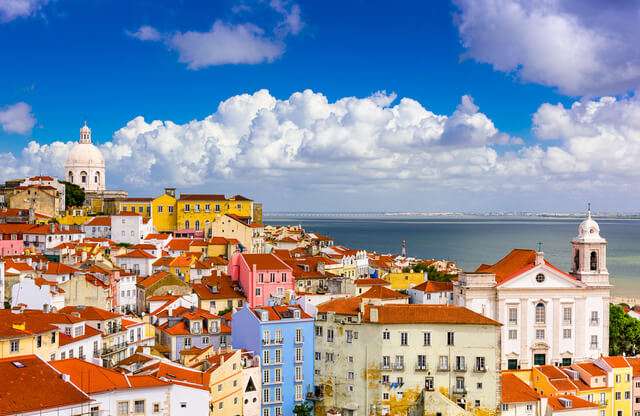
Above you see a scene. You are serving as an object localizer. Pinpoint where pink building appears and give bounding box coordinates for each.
[228,253,294,307]
[0,239,23,256]
[628,357,640,416]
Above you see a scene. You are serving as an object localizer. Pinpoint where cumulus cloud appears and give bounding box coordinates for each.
[453,0,640,96]
[6,90,640,209]
[128,2,303,68]
[0,102,36,134]
[0,0,48,23]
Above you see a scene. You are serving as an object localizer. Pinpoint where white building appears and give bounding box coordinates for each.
[82,216,111,238]
[407,281,454,305]
[51,359,210,416]
[11,277,65,311]
[111,212,154,245]
[22,224,84,253]
[115,249,155,277]
[241,351,262,416]
[454,211,611,370]
[117,272,139,313]
[64,123,106,192]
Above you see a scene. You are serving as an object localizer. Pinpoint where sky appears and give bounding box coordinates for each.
[1,0,640,212]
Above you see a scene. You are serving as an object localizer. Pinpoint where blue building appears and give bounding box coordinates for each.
[232,304,315,416]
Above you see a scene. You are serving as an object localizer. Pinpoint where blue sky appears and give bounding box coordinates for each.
[1,0,639,212]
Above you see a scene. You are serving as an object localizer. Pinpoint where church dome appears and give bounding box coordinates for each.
[63,122,106,192]
[575,209,605,243]
[66,142,105,167]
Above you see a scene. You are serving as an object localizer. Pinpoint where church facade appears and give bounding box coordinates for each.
[64,122,106,192]
[454,212,611,370]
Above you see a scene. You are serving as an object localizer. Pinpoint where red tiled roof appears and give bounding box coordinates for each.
[116,248,155,259]
[501,373,540,403]
[411,280,453,293]
[241,253,292,271]
[166,239,193,251]
[316,297,362,316]
[626,357,640,377]
[44,262,78,275]
[84,216,111,227]
[547,395,598,411]
[137,271,176,289]
[601,356,630,369]
[475,248,576,285]
[0,355,90,414]
[191,273,245,300]
[251,305,312,321]
[145,233,170,240]
[354,278,390,286]
[573,362,608,377]
[59,306,121,321]
[51,359,167,394]
[179,194,226,201]
[363,304,501,326]
[360,286,409,300]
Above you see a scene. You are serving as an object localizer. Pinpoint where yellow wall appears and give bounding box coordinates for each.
[0,329,59,361]
[612,367,633,416]
[152,193,177,232]
[176,198,254,231]
[531,368,560,397]
[385,272,425,290]
[207,351,243,416]
[577,388,612,416]
[117,200,152,217]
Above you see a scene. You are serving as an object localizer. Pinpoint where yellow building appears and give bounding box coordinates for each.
[205,349,243,416]
[117,197,153,217]
[0,311,59,361]
[58,207,92,225]
[385,271,426,290]
[176,194,254,232]
[152,189,178,232]
[597,357,633,416]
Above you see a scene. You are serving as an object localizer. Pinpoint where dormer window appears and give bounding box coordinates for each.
[293,309,301,319]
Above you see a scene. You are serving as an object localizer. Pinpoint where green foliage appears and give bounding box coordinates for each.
[62,181,85,208]
[609,304,640,356]
[293,402,313,416]
[403,263,454,282]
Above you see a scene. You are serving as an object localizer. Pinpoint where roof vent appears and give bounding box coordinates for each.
[11,361,25,368]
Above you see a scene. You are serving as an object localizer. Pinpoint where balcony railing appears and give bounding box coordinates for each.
[393,363,405,371]
[454,364,467,372]
[102,342,128,355]
[415,364,428,372]
[437,364,449,372]
[380,362,392,370]
[452,386,467,395]
[474,366,487,373]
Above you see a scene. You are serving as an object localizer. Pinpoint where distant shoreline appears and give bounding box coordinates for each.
[265,212,640,220]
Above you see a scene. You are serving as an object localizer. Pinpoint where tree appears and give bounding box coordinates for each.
[293,402,313,416]
[609,304,640,356]
[62,181,85,208]
[403,263,454,282]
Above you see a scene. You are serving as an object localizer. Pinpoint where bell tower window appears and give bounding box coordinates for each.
[590,251,598,271]
[80,171,87,183]
[574,250,580,271]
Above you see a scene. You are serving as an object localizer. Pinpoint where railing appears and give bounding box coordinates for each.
[415,364,428,372]
[454,364,467,372]
[393,363,405,371]
[437,364,449,372]
[294,336,304,344]
[102,342,128,355]
[380,362,392,370]
[474,366,487,373]
[452,386,467,395]
[590,319,600,326]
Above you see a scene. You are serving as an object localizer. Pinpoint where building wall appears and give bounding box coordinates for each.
[208,350,244,416]
[111,215,145,244]
[152,193,178,232]
[228,255,294,307]
[0,328,58,361]
[59,276,111,310]
[385,272,425,290]
[208,215,265,253]
[0,239,24,256]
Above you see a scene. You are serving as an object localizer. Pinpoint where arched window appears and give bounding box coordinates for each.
[574,250,580,271]
[535,302,546,324]
[184,220,190,230]
[590,251,598,271]
[95,171,101,184]
[80,171,87,183]
[68,171,74,183]
[195,220,200,231]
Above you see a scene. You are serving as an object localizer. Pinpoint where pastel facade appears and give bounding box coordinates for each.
[111,212,154,245]
[232,305,315,416]
[385,271,426,290]
[455,213,610,369]
[313,301,501,415]
[228,253,295,307]
[407,280,454,305]
[207,213,265,253]
[151,190,178,232]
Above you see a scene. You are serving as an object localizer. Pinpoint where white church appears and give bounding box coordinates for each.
[64,122,106,192]
[454,211,611,370]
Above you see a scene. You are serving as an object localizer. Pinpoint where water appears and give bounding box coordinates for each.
[265,215,640,296]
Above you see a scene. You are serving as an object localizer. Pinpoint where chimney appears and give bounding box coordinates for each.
[50,222,55,234]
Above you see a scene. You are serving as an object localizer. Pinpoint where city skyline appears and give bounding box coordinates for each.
[1,0,640,212]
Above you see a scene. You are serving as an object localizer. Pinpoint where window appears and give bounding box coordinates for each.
[275,349,282,363]
[117,401,129,416]
[447,331,454,345]
[455,356,466,371]
[590,251,598,270]
[263,369,270,384]
[475,357,486,371]
[36,335,42,348]
[563,329,572,339]
[508,307,518,324]
[295,366,303,381]
[438,355,449,371]
[425,377,434,391]
[346,330,353,343]
[184,204,190,212]
[526,404,533,411]
[535,302,546,324]
[625,391,631,400]
[591,311,600,325]
[295,384,303,401]
[168,205,174,213]
[400,332,408,346]
[157,205,163,213]
[382,355,391,368]
[501,404,509,411]
[134,400,145,413]
[535,273,545,283]
[255,288,261,296]
[262,350,270,364]
[417,354,427,369]
[295,347,303,362]
[315,326,323,337]
[616,392,621,400]
[563,307,572,324]
[423,332,431,346]
[263,388,270,403]
[153,403,160,413]
[275,368,282,382]
[327,328,334,342]
[9,339,19,352]
[295,328,303,343]
[536,329,545,340]
[508,329,517,340]
[263,409,270,416]
[383,330,390,340]
[591,335,598,349]
[184,337,191,347]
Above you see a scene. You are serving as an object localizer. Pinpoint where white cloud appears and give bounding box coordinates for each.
[0,102,36,134]
[6,90,640,210]
[270,0,304,36]
[126,25,162,42]
[167,21,284,68]
[0,0,47,23]
[453,0,640,96]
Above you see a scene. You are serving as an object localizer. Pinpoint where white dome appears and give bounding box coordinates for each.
[574,211,605,243]
[66,142,105,167]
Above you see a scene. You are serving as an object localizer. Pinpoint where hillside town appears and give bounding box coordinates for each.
[0,124,632,416]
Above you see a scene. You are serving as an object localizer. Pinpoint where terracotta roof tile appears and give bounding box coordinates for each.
[363,304,501,326]
[241,253,293,270]
[59,306,121,321]
[547,395,598,411]
[501,373,540,403]
[411,280,453,292]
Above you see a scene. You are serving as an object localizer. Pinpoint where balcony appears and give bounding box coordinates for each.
[102,342,128,355]
[415,364,428,372]
[393,363,405,371]
[294,336,304,344]
[307,387,324,401]
[380,362,392,371]
[590,319,600,326]
[454,364,467,372]
[474,366,487,373]
[437,364,449,372]
[452,386,467,395]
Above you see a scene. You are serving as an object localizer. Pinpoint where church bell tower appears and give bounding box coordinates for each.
[570,206,609,286]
